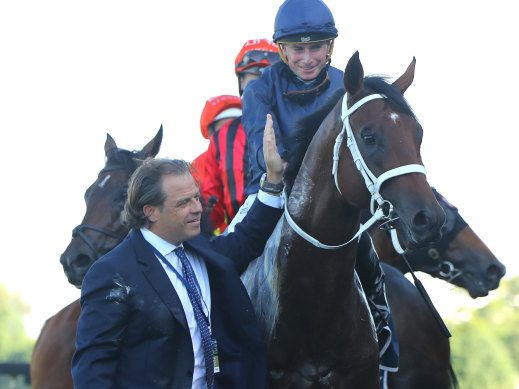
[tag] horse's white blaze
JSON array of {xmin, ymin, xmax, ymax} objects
[
  {"xmin": 390, "ymin": 112, "xmax": 399, "ymax": 123},
  {"xmin": 99, "ymin": 174, "xmax": 111, "ymax": 188}
]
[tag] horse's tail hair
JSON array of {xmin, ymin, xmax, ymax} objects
[{"xmin": 447, "ymin": 363, "xmax": 459, "ymax": 389}]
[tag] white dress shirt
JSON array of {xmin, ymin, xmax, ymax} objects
[{"xmin": 141, "ymin": 228, "xmax": 211, "ymax": 389}]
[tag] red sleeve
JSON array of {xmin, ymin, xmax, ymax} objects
[
  {"xmin": 201, "ymin": 135, "xmax": 227, "ymax": 231},
  {"xmin": 191, "ymin": 151, "xmax": 207, "ymax": 185}
]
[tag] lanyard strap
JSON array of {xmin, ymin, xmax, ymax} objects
[{"xmin": 149, "ymin": 244, "xmax": 211, "ymax": 327}]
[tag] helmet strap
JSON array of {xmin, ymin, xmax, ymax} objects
[
  {"xmin": 278, "ymin": 44, "xmax": 289, "ymax": 66},
  {"xmin": 326, "ymin": 39, "xmax": 335, "ymax": 63}
]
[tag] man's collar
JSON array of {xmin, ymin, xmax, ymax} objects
[{"xmin": 140, "ymin": 228, "xmax": 182, "ymax": 256}]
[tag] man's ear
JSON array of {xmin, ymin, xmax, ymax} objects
[
  {"xmin": 143, "ymin": 205, "xmax": 157, "ymax": 223},
  {"xmin": 280, "ymin": 43, "xmax": 287, "ymax": 58}
]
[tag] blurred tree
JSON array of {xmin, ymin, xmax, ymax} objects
[
  {"xmin": 0, "ymin": 284, "xmax": 34, "ymax": 361},
  {"xmin": 0, "ymin": 284, "xmax": 33, "ymax": 389},
  {"xmin": 449, "ymin": 275, "xmax": 519, "ymax": 389}
]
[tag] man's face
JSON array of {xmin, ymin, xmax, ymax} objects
[
  {"xmin": 209, "ymin": 117, "xmax": 239, "ymax": 137},
  {"xmin": 238, "ymin": 72, "xmax": 261, "ymax": 96},
  {"xmin": 146, "ymin": 173, "xmax": 203, "ymax": 245},
  {"xmin": 281, "ymin": 41, "xmax": 330, "ymax": 81}
]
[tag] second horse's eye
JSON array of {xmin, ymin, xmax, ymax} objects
[{"xmin": 115, "ymin": 186, "xmax": 128, "ymax": 202}]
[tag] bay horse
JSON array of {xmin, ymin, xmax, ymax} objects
[
  {"xmin": 59, "ymin": 128, "xmax": 163, "ymax": 287},
  {"xmin": 31, "ymin": 128, "xmax": 163, "ymax": 389},
  {"xmin": 241, "ymin": 52, "xmax": 445, "ymax": 388},
  {"xmin": 369, "ymin": 188, "xmax": 506, "ymax": 298}
]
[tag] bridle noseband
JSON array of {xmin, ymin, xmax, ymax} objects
[
  {"xmin": 72, "ymin": 224, "xmax": 127, "ymax": 259},
  {"xmin": 401, "ymin": 193, "xmax": 468, "ymax": 281},
  {"xmin": 284, "ymin": 92, "xmax": 426, "ymax": 251}
]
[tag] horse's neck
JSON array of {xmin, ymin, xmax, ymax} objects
[
  {"xmin": 266, "ymin": 147, "xmax": 367, "ymax": 349},
  {"xmin": 279, "ymin": 138, "xmax": 363, "ymax": 302},
  {"xmin": 288, "ymin": 133, "xmax": 361, "ymax": 252}
]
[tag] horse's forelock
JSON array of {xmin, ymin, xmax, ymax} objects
[
  {"xmin": 284, "ymin": 88, "xmax": 346, "ymax": 195},
  {"xmin": 364, "ymin": 76, "xmax": 416, "ymax": 119},
  {"xmin": 105, "ymin": 147, "xmax": 141, "ymax": 175}
]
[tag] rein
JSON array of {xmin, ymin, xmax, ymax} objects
[
  {"xmin": 284, "ymin": 93, "xmax": 426, "ymax": 251},
  {"xmin": 400, "ymin": 253, "xmax": 452, "ymax": 338}
]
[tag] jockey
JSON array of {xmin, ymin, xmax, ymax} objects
[
  {"xmin": 231, "ymin": 0, "xmax": 399, "ymax": 383},
  {"xmin": 200, "ymin": 40, "xmax": 280, "ymax": 234},
  {"xmin": 192, "ymin": 95, "xmax": 242, "ymax": 230},
  {"xmin": 235, "ymin": 39, "xmax": 281, "ymax": 96}
]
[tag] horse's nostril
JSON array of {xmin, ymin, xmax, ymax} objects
[
  {"xmin": 59, "ymin": 254, "xmax": 67, "ymax": 266},
  {"xmin": 487, "ymin": 264, "xmax": 505, "ymax": 279},
  {"xmin": 413, "ymin": 211, "xmax": 429, "ymax": 227},
  {"xmin": 73, "ymin": 254, "xmax": 92, "ymax": 268}
]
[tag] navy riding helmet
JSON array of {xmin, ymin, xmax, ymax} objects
[{"xmin": 273, "ymin": 0, "xmax": 338, "ymax": 43}]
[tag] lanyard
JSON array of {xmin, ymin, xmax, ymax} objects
[{"xmin": 149, "ymin": 244, "xmax": 211, "ymax": 327}]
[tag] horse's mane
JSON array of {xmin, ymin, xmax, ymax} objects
[
  {"xmin": 284, "ymin": 76, "xmax": 416, "ymax": 195},
  {"xmin": 284, "ymin": 88, "xmax": 345, "ymax": 193}
]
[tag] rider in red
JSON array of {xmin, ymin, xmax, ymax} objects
[
  {"xmin": 201, "ymin": 39, "xmax": 280, "ymax": 233},
  {"xmin": 196, "ymin": 95, "xmax": 242, "ymax": 232}
]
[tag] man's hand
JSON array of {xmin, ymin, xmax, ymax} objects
[{"xmin": 263, "ymin": 114, "xmax": 284, "ymax": 184}]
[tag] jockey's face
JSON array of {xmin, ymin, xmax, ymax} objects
[{"xmin": 281, "ymin": 41, "xmax": 331, "ymax": 81}]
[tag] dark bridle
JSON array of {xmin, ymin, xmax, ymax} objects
[
  {"xmin": 70, "ymin": 162, "xmax": 133, "ymax": 260},
  {"xmin": 402, "ymin": 188, "xmax": 468, "ymax": 281}
]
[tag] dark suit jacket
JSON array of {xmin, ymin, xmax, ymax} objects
[{"xmin": 71, "ymin": 198, "xmax": 282, "ymax": 389}]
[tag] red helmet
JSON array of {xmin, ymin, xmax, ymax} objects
[
  {"xmin": 199, "ymin": 95, "xmax": 242, "ymax": 139},
  {"xmin": 235, "ymin": 39, "xmax": 281, "ymax": 75}
]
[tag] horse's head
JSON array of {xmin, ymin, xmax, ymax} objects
[
  {"xmin": 60, "ymin": 127, "xmax": 162, "ymax": 287},
  {"xmin": 338, "ymin": 52, "xmax": 446, "ymax": 250},
  {"xmin": 403, "ymin": 189, "xmax": 506, "ymax": 297}
]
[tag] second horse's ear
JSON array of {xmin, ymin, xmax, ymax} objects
[
  {"xmin": 105, "ymin": 133, "xmax": 117, "ymax": 155},
  {"xmin": 343, "ymin": 51, "xmax": 364, "ymax": 97},
  {"xmin": 141, "ymin": 125, "xmax": 163, "ymax": 158},
  {"xmin": 392, "ymin": 57, "xmax": 416, "ymax": 94}
]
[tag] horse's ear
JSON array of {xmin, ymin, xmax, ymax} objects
[
  {"xmin": 104, "ymin": 133, "xmax": 117, "ymax": 155},
  {"xmin": 392, "ymin": 57, "xmax": 416, "ymax": 94},
  {"xmin": 343, "ymin": 51, "xmax": 364, "ymax": 96},
  {"xmin": 141, "ymin": 124, "xmax": 163, "ymax": 158}
]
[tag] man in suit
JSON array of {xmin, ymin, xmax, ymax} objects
[{"xmin": 71, "ymin": 115, "xmax": 284, "ymax": 389}]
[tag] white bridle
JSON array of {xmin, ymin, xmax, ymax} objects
[{"xmin": 284, "ymin": 92, "xmax": 426, "ymax": 253}]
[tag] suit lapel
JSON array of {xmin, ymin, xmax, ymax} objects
[{"xmin": 130, "ymin": 230, "xmax": 189, "ymax": 333}]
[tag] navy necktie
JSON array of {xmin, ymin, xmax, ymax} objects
[{"xmin": 174, "ymin": 246, "xmax": 214, "ymax": 389}]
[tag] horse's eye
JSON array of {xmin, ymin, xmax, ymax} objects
[
  {"xmin": 116, "ymin": 187, "xmax": 128, "ymax": 202},
  {"xmin": 361, "ymin": 131, "xmax": 376, "ymax": 146}
]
